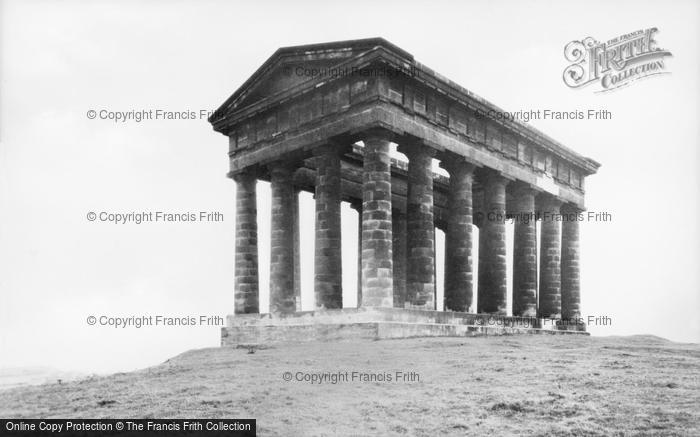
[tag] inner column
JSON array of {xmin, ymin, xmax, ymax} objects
[
  {"xmin": 268, "ymin": 163, "xmax": 296, "ymax": 315},
  {"xmin": 392, "ymin": 209, "xmax": 407, "ymax": 308},
  {"xmin": 398, "ymin": 140, "xmax": 436, "ymax": 310},
  {"xmin": 441, "ymin": 159, "xmax": 476, "ymax": 312},
  {"xmin": 313, "ymin": 144, "xmax": 343, "ymax": 309},
  {"xmin": 477, "ymin": 171, "xmax": 509, "ymax": 314},
  {"xmin": 360, "ymin": 130, "xmax": 394, "ymax": 307},
  {"xmin": 293, "ymin": 189, "xmax": 301, "ymax": 311},
  {"xmin": 512, "ymin": 183, "xmax": 538, "ymax": 317},
  {"xmin": 538, "ymin": 195, "xmax": 563, "ymax": 318},
  {"xmin": 350, "ymin": 200, "xmax": 362, "ymax": 307},
  {"xmin": 561, "ymin": 204, "xmax": 582, "ymax": 320}
]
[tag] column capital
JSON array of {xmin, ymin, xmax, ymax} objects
[
  {"xmin": 537, "ymin": 194, "xmax": 563, "ymax": 212},
  {"xmin": 510, "ymin": 180, "xmax": 540, "ymax": 197},
  {"xmin": 267, "ymin": 158, "xmax": 299, "ymax": 172},
  {"xmin": 230, "ymin": 168, "xmax": 259, "ymax": 183},
  {"xmin": 482, "ymin": 169, "xmax": 512, "ymax": 188},
  {"xmin": 561, "ymin": 202, "xmax": 584, "ymax": 214},
  {"xmin": 439, "ymin": 158, "xmax": 476, "ymax": 178},
  {"xmin": 312, "ymin": 142, "xmax": 350, "ymax": 157},
  {"xmin": 267, "ymin": 160, "xmax": 297, "ymax": 178},
  {"xmin": 362, "ymin": 127, "xmax": 394, "ymax": 144},
  {"xmin": 396, "ymin": 139, "xmax": 436, "ymax": 159}
]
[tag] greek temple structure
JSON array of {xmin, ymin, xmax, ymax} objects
[{"xmin": 209, "ymin": 38, "xmax": 600, "ymax": 344}]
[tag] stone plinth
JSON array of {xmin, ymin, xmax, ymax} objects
[{"xmin": 221, "ymin": 307, "xmax": 587, "ymax": 346}]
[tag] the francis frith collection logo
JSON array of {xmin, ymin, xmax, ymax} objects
[{"xmin": 563, "ymin": 27, "xmax": 672, "ymax": 92}]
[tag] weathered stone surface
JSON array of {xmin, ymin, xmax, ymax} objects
[
  {"xmin": 392, "ymin": 209, "xmax": 407, "ymax": 308},
  {"xmin": 314, "ymin": 145, "xmax": 343, "ymax": 309},
  {"xmin": 399, "ymin": 141, "xmax": 436, "ymax": 310},
  {"xmin": 477, "ymin": 172, "xmax": 509, "ymax": 314},
  {"xmin": 213, "ymin": 40, "xmax": 599, "ymax": 338},
  {"xmin": 269, "ymin": 163, "xmax": 296, "ymax": 315},
  {"xmin": 221, "ymin": 307, "xmax": 588, "ymax": 346},
  {"xmin": 441, "ymin": 159, "xmax": 476, "ymax": 312},
  {"xmin": 233, "ymin": 171, "xmax": 259, "ymax": 314},
  {"xmin": 360, "ymin": 131, "xmax": 393, "ymax": 308},
  {"xmin": 561, "ymin": 203, "xmax": 582, "ymax": 320},
  {"xmin": 539, "ymin": 195, "xmax": 563, "ymax": 318},
  {"xmin": 213, "ymin": 40, "xmax": 599, "ymax": 211},
  {"xmin": 512, "ymin": 184, "xmax": 538, "ymax": 317}
]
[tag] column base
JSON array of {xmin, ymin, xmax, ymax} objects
[{"xmin": 221, "ymin": 308, "xmax": 588, "ymax": 346}]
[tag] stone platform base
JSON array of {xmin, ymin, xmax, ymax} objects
[{"xmin": 221, "ymin": 307, "xmax": 587, "ymax": 346}]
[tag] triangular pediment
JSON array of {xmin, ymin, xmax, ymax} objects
[{"xmin": 214, "ymin": 38, "xmax": 413, "ymax": 116}]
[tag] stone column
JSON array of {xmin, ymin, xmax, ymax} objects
[
  {"xmin": 512, "ymin": 184, "xmax": 538, "ymax": 317},
  {"xmin": 233, "ymin": 171, "xmax": 259, "ymax": 314},
  {"xmin": 392, "ymin": 209, "xmax": 407, "ymax": 308},
  {"xmin": 433, "ymin": 232, "xmax": 437, "ymax": 309},
  {"xmin": 350, "ymin": 200, "xmax": 362, "ymax": 307},
  {"xmin": 477, "ymin": 172, "xmax": 509, "ymax": 314},
  {"xmin": 269, "ymin": 163, "xmax": 296, "ymax": 315},
  {"xmin": 314, "ymin": 145, "xmax": 343, "ymax": 309},
  {"xmin": 398, "ymin": 141, "xmax": 436, "ymax": 310},
  {"xmin": 561, "ymin": 204, "xmax": 582, "ymax": 320},
  {"xmin": 360, "ymin": 130, "xmax": 393, "ymax": 307},
  {"xmin": 539, "ymin": 195, "xmax": 563, "ymax": 318},
  {"xmin": 440, "ymin": 159, "xmax": 475, "ymax": 313},
  {"xmin": 472, "ymin": 186, "xmax": 484, "ymax": 228},
  {"xmin": 292, "ymin": 189, "xmax": 301, "ymax": 311}
]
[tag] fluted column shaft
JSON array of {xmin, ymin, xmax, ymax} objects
[
  {"xmin": 477, "ymin": 173, "xmax": 509, "ymax": 314},
  {"xmin": 539, "ymin": 196, "xmax": 563, "ymax": 318},
  {"xmin": 441, "ymin": 160, "xmax": 475, "ymax": 312},
  {"xmin": 269, "ymin": 164, "xmax": 296, "ymax": 314},
  {"xmin": 314, "ymin": 145, "xmax": 343, "ymax": 309},
  {"xmin": 233, "ymin": 172, "xmax": 259, "ymax": 314},
  {"xmin": 512, "ymin": 185, "xmax": 538, "ymax": 317},
  {"xmin": 399, "ymin": 142, "xmax": 436, "ymax": 309},
  {"xmin": 561, "ymin": 205, "xmax": 582, "ymax": 320},
  {"xmin": 392, "ymin": 209, "xmax": 407, "ymax": 308},
  {"xmin": 360, "ymin": 132, "xmax": 393, "ymax": 307}
]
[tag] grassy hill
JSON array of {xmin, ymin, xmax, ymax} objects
[{"xmin": 1, "ymin": 335, "xmax": 698, "ymax": 436}]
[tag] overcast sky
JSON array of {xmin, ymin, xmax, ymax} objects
[{"xmin": 0, "ymin": 0, "xmax": 698, "ymax": 374}]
